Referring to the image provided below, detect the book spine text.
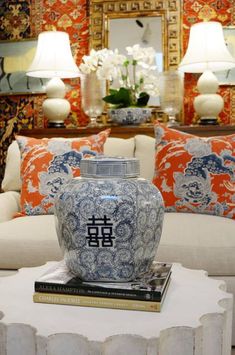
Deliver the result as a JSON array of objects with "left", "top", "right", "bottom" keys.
[{"left": 33, "top": 292, "right": 161, "bottom": 312}]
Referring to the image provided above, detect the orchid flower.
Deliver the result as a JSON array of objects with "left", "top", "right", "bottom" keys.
[{"left": 79, "top": 44, "right": 159, "bottom": 108}]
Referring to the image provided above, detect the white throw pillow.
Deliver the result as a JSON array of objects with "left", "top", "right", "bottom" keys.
[
  {"left": 104, "top": 137, "right": 135, "bottom": 157},
  {"left": 134, "top": 134, "right": 155, "bottom": 181},
  {"left": 1, "top": 141, "right": 21, "bottom": 192}
]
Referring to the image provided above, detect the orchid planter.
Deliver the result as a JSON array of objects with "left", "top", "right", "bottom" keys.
[{"left": 108, "top": 107, "right": 152, "bottom": 125}]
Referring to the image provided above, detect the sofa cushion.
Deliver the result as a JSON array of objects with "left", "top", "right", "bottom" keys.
[
  {"left": 0, "top": 215, "right": 62, "bottom": 269},
  {"left": 1, "top": 212, "right": 234, "bottom": 276},
  {"left": 0, "top": 191, "right": 20, "bottom": 222},
  {"left": 156, "top": 212, "right": 235, "bottom": 276},
  {"left": 1, "top": 141, "right": 21, "bottom": 192},
  {"left": 1, "top": 136, "right": 135, "bottom": 193},
  {"left": 16, "top": 129, "right": 110, "bottom": 216},
  {"left": 153, "top": 122, "right": 235, "bottom": 219},
  {"left": 134, "top": 135, "right": 155, "bottom": 180},
  {"left": 104, "top": 137, "right": 135, "bottom": 157}
]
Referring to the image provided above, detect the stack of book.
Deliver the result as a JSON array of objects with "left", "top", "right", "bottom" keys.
[{"left": 33, "top": 260, "right": 172, "bottom": 312}]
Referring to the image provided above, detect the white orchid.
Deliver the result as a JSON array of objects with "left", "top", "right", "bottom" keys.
[
  {"left": 126, "top": 44, "right": 156, "bottom": 66},
  {"left": 136, "top": 68, "right": 159, "bottom": 96},
  {"left": 79, "top": 44, "right": 159, "bottom": 108},
  {"left": 79, "top": 48, "right": 113, "bottom": 75},
  {"left": 96, "top": 49, "right": 126, "bottom": 81}
]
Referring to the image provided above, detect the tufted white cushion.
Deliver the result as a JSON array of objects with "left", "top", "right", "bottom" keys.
[{"left": 1, "top": 137, "right": 136, "bottom": 193}]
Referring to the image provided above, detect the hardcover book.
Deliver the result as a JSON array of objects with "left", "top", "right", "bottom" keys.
[
  {"left": 34, "top": 260, "right": 172, "bottom": 302},
  {"left": 33, "top": 283, "right": 170, "bottom": 312}
]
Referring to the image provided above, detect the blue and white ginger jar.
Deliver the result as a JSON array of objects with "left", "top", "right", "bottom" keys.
[
  {"left": 108, "top": 107, "right": 152, "bottom": 125},
  {"left": 54, "top": 156, "right": 164, "bottom": 281}
]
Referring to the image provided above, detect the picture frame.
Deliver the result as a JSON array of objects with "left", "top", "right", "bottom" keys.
[
  {"left": 0, "top": 39, "right": 49, "bottom": 95},
  {"left": 215, "top": 26, "right": 235, "bottom": 85}
]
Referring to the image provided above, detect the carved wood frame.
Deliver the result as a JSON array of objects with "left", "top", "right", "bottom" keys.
[{"left": 89, "top": 0, "right": 182, "bottom": 70}]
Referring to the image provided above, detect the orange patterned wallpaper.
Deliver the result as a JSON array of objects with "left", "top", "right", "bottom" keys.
[
  {"left": 183, "top": 0, "right": 235, "bottom": 125},
  {"left": 0, "top": 0, "right": 90, "bottom": 132},
  {"left": 1, "top": 0, "right": 235, "bottom": 131},
  {"left": 0, "top": 0, "right": 90, "bottom": 183},
  {"left": 39, "top": 0, "right": 90, "bottom": 127}
]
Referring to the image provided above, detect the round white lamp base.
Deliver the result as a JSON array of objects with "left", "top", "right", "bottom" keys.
[
  {"left": 43, "top": 98, "right": 71, "bottom": 128},
  {"left": 42, "top": 78, "right": 71, "bottom": 128},
  {"left": 194, "top": 93, "right": 224, "bottom": 125},
  {"left": 194, "top": 70, "right": 224, "bottom": 125}
]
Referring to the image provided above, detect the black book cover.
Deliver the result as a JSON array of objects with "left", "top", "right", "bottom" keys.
[{"left": 35, "top": 260, "right": 172, "bottom": 301}]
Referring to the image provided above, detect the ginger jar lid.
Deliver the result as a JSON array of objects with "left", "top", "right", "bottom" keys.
[{"left": 80, "top": 156, "right": 140, "bottom": 178}]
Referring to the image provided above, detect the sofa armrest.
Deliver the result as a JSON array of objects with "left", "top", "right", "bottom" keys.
[{"left": 0, "top": 191, "right": 21, "bottom": 222}]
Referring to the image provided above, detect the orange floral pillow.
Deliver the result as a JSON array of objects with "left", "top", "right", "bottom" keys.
[
  {"left": 153, "top": 122, "right": 235, "bottom": 219},
  {"left": 16, "top": 129, "right": 110, "bottom": 216}
]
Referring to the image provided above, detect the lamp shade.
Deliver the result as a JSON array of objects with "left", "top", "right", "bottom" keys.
[
  {"left": 179, "top": 21, "right": 235, "bottom": 73},
  {"left": 27, "top": 31, "right": 80, "bottom": 78}
]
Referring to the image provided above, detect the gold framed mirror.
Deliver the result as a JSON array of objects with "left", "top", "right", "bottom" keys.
[
  {"left": 90, "top": 0, "right": 182, "bottom": 71},
  {"left": 105, "top": 11, "right": 166, "bottom": 75}
]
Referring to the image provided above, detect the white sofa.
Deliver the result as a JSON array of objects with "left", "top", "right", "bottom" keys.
[{"left": 1, "top": 135, "right": 235, "bottom": 342}]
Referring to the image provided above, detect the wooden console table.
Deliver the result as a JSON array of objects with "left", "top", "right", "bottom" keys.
[{"left": 19, "top": 124, "right": 235, "bottom": 139}]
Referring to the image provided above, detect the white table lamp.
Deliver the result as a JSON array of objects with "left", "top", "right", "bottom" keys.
[
  {"left": 179, "top": 21, "right": 235, "bottom": 125},
  {"left": 27, "top": 31, "right": 80, "bottom": 128}
]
